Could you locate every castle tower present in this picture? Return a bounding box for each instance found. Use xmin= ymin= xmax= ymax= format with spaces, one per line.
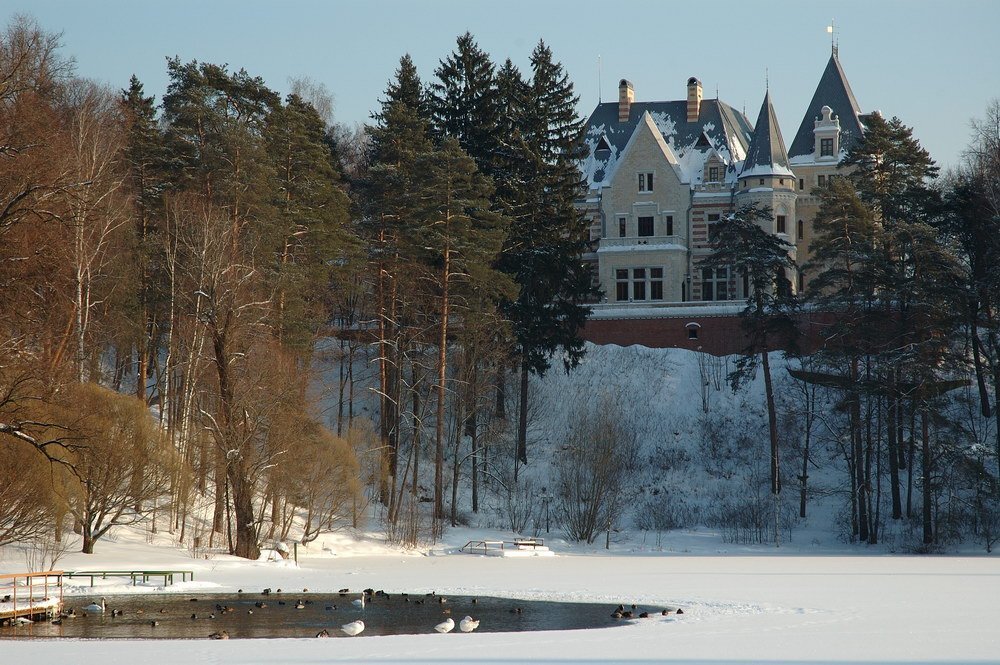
xmin=736 ymin=90 xmax=797 ymax=287
xmin=788 ymin=51 xmax=865 ymax=286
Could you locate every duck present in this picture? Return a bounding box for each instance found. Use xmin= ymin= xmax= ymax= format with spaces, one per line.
xmin=325 ymin=605 xmax=337 ymax=611
xmin=661 ymin=609 xmax=671 ymax=616
xmin=509 ymin=607 xmax=523 ymax=614
xmin=209 ymin=630 xmax=230 ymax=639
xmin=262 ymin=588 xmax=272 ymax=595
xmin=83 ymin=598 xmax=106 ymax=613
xmin=459 ymin=616 xmax=480 ymax=633
xmin=295 ymin=600 xmax=306 ymax=610
xmin=611 ymin=610 xmax=623 ymax=619
xmin=676 ymin=608 xmax=684 ymax=614
xmin=60 ymin=609 xmax=77 ymax=619
xmin=639 ymin=612 xmax=650 ymax=618
xmin=437 ymin=596 xmax=447 ymax=604
xmin=315 ymin=629 xmax=330 ymax=638
xmin=351 ymin=595 xmax=366 ymax=609
xmin=341 ymin=619 xmax=365 ymax=636
xmin=51 ymin=618 xmax=63 ymax=626
xmin=255 ymin=601 xmax=268 ymax=609
xmin=434 ymin=617 xmax=455 ymax=633
xmin=150 ymin=620 xmax=159 ymax=627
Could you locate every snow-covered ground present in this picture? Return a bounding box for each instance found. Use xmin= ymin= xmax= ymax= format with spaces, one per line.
xmin=2 ymin=525 xmax=998 ymax=664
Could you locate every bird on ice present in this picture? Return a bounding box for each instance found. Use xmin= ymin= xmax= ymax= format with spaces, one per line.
xmin=351 ymin=594 xmax=366 ymax=609
xmin=459 ymin=616 xmax=480 ymax=633
xmin=341 ymin=619 xmax=365 ymax=636
xmin=434 ymin=617 xmax=455 ymax=633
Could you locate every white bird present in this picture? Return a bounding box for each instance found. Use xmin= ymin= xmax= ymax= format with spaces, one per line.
xmin=83 ymin=598 xmax=106 ymax=613
xmin=434 ymin=617 xmax=455 ymax=633
xmin=351 ymin=594 xmax=366 ymax=609
xmin=13 ymin=616 xmax=33 ymax=625
xmin=459 ymin=615 xmax=480 ymax=633
xmin=341 ymin=619 xmax=365 ymax=636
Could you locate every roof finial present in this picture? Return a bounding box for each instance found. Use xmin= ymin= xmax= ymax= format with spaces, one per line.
xmin=598 ymin=54 xmax=602 ymax=103
xmin=827 ymin=19 xmax=838 ymax=57
xmin=765 ymin=67 xmax=769 ymax=92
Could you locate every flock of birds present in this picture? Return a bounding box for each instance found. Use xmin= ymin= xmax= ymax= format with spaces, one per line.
xmin=58 ymin=588 xmax=483 ymax=639
xmin=42 ymin=588 xmax=681 ymax=639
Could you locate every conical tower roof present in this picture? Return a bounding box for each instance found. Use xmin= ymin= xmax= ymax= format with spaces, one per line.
xmin=788 ymin=52 xmax=864 ymax=158
xmin=740 ymin=90 xmax=793 ymax=179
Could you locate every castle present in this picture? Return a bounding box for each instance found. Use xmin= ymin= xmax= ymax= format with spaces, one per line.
xmin=578 ymin=49 xmax=869 ymax=354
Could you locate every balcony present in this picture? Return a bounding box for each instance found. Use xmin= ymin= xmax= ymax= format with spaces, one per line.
xmin=597 ymin=235 xmax=686 ymax=253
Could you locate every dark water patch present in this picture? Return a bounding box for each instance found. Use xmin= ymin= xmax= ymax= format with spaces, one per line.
xmin=0 ymin=593 xmax=671 ymax=639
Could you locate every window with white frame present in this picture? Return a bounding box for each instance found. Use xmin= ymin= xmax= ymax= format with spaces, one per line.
xmin=820 ymin=137 xmax=834 ymax=157
xmin=708 ymin=166 xmax=719 ymax=182
xmin=615 ymin=267 xmax=664 ymax=301
xmin=701 ymin=266 xmax=729 ymax=301
xmin=638 ymin=172 xmax=654 ymax=192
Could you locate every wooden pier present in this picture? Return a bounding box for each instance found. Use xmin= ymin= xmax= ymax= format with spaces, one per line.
xmin=0 ymin=571 xmax=64 ymax=626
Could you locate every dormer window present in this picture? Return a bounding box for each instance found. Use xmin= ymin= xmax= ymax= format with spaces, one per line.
xmin=820 ymin=138 xmax=834 ymax=157
xmin=595 ymin=135 xmax=611 ymax=153
xmin=708 ymin=166 xmax=719 ymax=182
xmin=639 ymin=172 xmax=654 ymax=192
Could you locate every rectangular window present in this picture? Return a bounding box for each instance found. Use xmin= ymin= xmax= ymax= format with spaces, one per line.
xmin=650 ymin=267 xmax=664 ymax=300
xmin=665 ymin=215 xmax=674 ymax=236
xmin=798 ymin=178 xmax=804 ymax=190
xmin=702 ymin=267 xmax=728 ymax=301
xmin=615 ymin=269 xmax=629 ymax=301
xmin=618 ymin=216 xmax=626 ymax=238
xmin=638 ymin=216 xmax=654 ymax=237
xmin=759 ymin=178 xmax=765 ymax=185
xmin=820 ymin=138 xmax=834 ymax=157
xmin=632 ymin=268 xmax=646 ymax=300
xmin=616 ymin=266 xmax=665 ymax=302
xmin=638 ymin=172 xmax=654 ymax=192
xmin=708 ymin=166 xmax=719 ymax=182
xmin=707 ymin=213 xmax=720 ymax=223
xmin=797 ymin=219 xmax=804 ymax=240
xmin=818 ymin=174 xmax=826 ymax=186
xmin=776 ymin=215 xmax=786 ymax=234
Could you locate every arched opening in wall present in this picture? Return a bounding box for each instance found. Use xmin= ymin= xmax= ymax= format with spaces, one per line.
xmin=686 ymin=322 xmax=701 ymax=340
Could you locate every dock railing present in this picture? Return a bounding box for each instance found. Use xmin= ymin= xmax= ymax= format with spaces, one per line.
xmin=0 ymin=571 xmax=64 ymax=624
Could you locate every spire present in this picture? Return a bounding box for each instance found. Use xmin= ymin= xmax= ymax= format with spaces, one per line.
xmin=788 ymin=52 xmax=864 ymax=158
xmin=740 ymin=90 xmax=792 ymax=179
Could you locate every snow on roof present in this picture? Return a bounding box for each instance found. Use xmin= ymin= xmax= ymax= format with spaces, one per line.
xmin=579 ymin=99 xmax=752 ymax=189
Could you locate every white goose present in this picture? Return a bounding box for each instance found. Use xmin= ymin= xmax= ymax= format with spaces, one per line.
xmin=434 ymin=617 xmax=455 ymax=633
xmin=459 ymin=615 xmax=480 ymax=633
xmin=83 ymin=598 xmax=106 ymax=613
xmin=341 ymin=619 xmax=365 ymax=636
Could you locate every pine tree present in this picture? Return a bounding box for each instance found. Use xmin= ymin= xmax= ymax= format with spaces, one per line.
xmin=498 ymin=41 xmax=596 ymax=468
xmin=700 ymin=203 xmax=797 ymax=544
xmin=407 ymin=138 xmax=513 ymax=519
xmin=363 ymin=55 xmax=434 ymax=510
xmin=268 ymin=93 xmax=352 ymax=351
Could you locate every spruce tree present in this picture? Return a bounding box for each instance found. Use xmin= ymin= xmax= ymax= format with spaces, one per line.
xmin=120 ymin=75 xmax=167 ymax=403
xmin=429 ymin=32 xmax=499 ymax=177
xmin=498 ymin=41 xmax=596 ymax=467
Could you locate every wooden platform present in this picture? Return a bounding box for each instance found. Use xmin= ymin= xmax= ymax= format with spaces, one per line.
xmin=0 ymin=571 xmax=63 ymax=626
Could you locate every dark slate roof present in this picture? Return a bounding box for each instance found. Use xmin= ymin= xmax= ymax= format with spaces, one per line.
xmin=788 ymin=53 xmax=864 ymax=159
xmin=740 ymin=91 xmax=792 ymax=178
xmin=580 ymin=98 xmax=753 ymax=187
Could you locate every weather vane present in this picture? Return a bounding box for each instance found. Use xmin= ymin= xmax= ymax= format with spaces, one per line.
xmin=827 ymin=20 xmax=839 ymax=57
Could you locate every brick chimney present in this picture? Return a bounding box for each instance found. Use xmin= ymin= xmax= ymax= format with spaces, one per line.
xmin=686 ymin=77 xmax=702 ymax=122
xmin=618 ymin=79 xmax=634 ymax=123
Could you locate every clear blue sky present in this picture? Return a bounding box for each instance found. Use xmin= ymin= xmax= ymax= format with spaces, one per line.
xmin=9 ymin=0 xmax=999 ymax=169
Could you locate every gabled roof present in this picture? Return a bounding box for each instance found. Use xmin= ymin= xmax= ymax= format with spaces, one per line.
xmin=740 ymin=91 xmax=793 ymax=179
xmin=788 ymin=53 xmax=865 ymax=159
xmin=579 ymin=98 xmax=753 ymax=187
